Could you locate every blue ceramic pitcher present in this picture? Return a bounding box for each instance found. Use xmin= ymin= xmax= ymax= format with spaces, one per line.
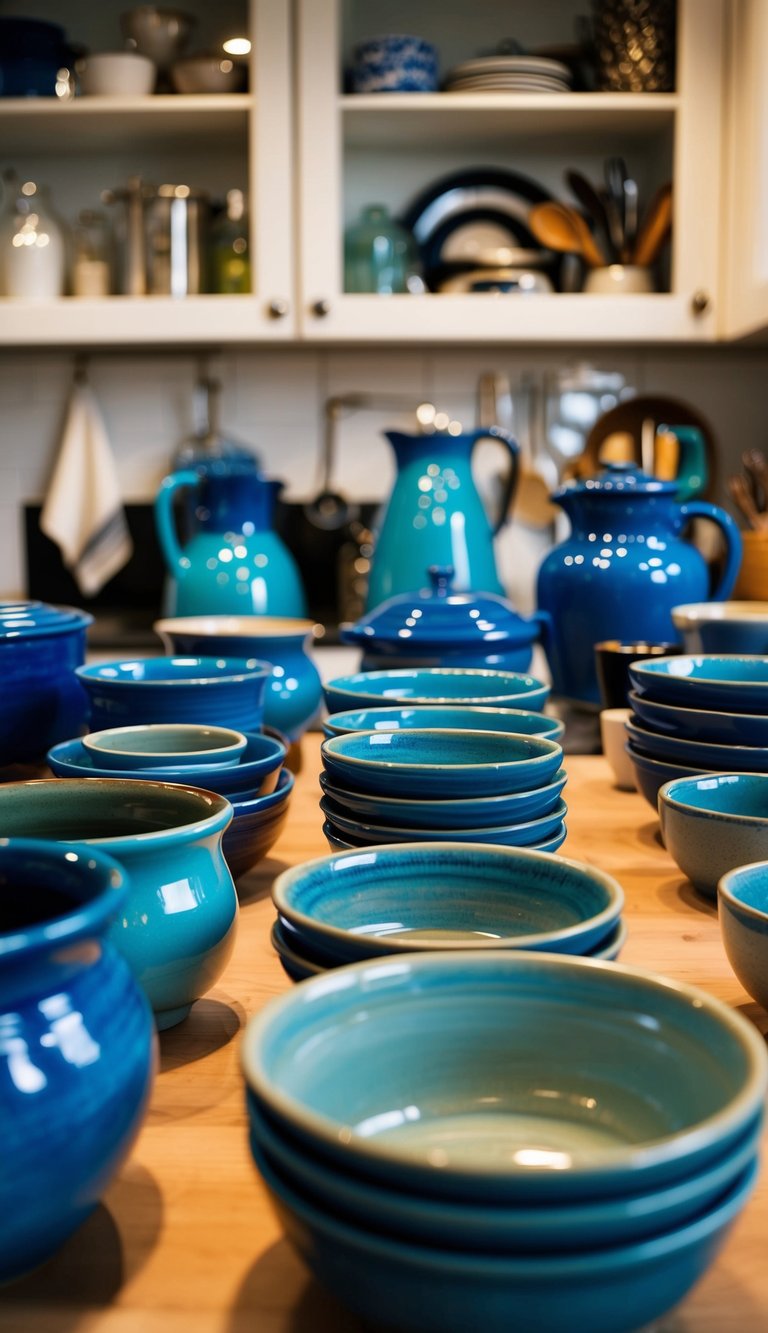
xmin=365 ymin=427 xmax=519 ymax=611
xmin=536 ymin=462 xmax=742 ymax=706
xmin=155 ymin=459 xmax=307 ymax=618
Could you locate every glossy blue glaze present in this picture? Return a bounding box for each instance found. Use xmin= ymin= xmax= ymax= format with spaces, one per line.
xmin=241 ymin=951 xmax=767 ymax=1204
xmin=629 ymin=653 xmax=768 ymax=712
xmin=324 ymin=666 xmax=549 ymax=714
xmin=719 ymin=862 xmax=768 ymax=1011
xmin=321 ymin=728 xmax=563 ymax=798
xmin=536 ymin=464 xmax=742 ymax=706
xmin=628 ymin=689 xmax=768 ymax=746
xmin=625 ymin=743 xmax=701 ymax=810
xmin=82 ymin=723 xmax=247 ymax=771
xmin=76 ymin=656 xmax=271 ymax=733
xmin=0 ymin=839 xmax=155 ymax=1282
xmin=224 ymin=769 xmax=294 ymax=880
xmin=0 ymin=780 xmax=239 ymax=1030
xmin=0 ymin=600 xmax=92 ymax=764
xmin=672 ymin=602 xmax=768 ymax=655
xmin=154 ymin=463 xmax=307 ymax=618
xmin=47 ymin=730 xmax=285 ymax=797
xmin=323 ymin=818 xmax=567 ymax=855
xmin=272 ymin=842 xmax=621 ymax=964
xmin=659 ymin=774 xmax=768 ymax=901
xmin=318 ymin=794 xmax=568 ymax=849
xmin=626 ymin=715 xmax=768 ymax=772
xmin=252 ymin=1142 xmax=757 ymax=1333
xmin=153 ymin=616 xmax=323 ymax=740
xmin=323 ymin=703 xmax=564 ymax=743
xmin=365 ymin=428 xmax=519 ymax=610
xmin=318 ymin=768 xmax=567 ymax=829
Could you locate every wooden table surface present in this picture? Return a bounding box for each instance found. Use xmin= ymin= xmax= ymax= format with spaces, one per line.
xmin=2 ymin=737 xmax=767 ymax=1332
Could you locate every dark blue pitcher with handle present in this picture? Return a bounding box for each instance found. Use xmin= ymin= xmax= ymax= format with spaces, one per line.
xmin=536 ymin=462 xmax=742 ymax=706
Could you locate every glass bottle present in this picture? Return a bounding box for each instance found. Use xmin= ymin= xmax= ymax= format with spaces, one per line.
xmin=71 ymin=209 xmax=112 ymax=297
xmin=209 ymin=188 xmax=251 ymax=294
xmin=0 ymin=175 xmax=66 ymax=300
xmin=343 ymin=203 xmax=423 ymax=294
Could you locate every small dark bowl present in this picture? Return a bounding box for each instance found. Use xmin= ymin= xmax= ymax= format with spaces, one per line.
xmin=594 ymin=641 xmax=683 ymax=710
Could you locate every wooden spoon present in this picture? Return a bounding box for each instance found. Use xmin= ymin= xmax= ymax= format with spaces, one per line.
xmin=728 ymin=474 xmax=767 ymax=531
xmin=633 ymin=183 xmax=673 ymax=267
xmin=653 ymin=429 xmax=680 ymax=481
xmin=528 ymin=202 xmax=606 ymax=267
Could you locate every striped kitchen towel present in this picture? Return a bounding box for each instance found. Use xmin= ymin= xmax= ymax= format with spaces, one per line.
xmin=40 ymin=378 xmax=133 ymax=596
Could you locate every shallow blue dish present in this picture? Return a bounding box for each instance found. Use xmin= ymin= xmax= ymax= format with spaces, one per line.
xmin=628 ymin=654 xmax=768 ymax=713
xmin=322 ymin=818 xmax=567 ymax=855
xmin=320 ymin=729 xmax=563 ymax=799
xmin=625 ymin=715 xmax=768 ymax=772
xmin=625 ymin=743 xmax=703 ymax=810
xmin=323 ymin=667 xmax=550 ymax=715
xmin=46 ymin=731 xmax=286 ymax=797
xmin=659 ymin=773 xmax=768 ymax=900
xmin=318 ymin=768 xmax=567 ymax=829
xmin=628 ymin=688 xmax=768 ymax=747
xmin=719 ymin=861 xmax=768 ymax=1011
xmin=76 ymin=656 xmax=272 ymax=732
xmin=319 ymin=794 xmax=568 ymax=847
xmin=323 ymin=704 xmax=564 ymax=744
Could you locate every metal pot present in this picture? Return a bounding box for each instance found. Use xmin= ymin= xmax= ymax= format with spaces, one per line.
xmin=102 ymin=178 xmax=209 ymax=296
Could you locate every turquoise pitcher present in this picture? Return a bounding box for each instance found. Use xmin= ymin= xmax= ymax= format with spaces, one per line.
xmin=365 ymin=427 xmax=519 ymax=611
xmin=155 ymin=459 xmax=307 ymax=618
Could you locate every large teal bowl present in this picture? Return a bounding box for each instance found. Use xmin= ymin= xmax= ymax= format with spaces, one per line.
xmin=318 ymin=768 xmax=568 ymax=829
xmin=76 ymin=656 xmax=272 ymax=732
xmin=0 ymin=778 xmax=238 ymax=1030
xmin=242 ymin=951 xmax=767 ymax=1202
xmin=719 ymin=860 xmax=768 ymax=1010
xmin=272 ymin=843 xmax=622 ymax=964
xmin=252 ymin=1139 xmax=758 ymax=1333
xmin=323 ymin=667 xmax=550 ymax=715
xmin=323 ymin=704 xmax=564 ymax=744
xmin=321 ymin=729 xmax=563 ymax=798
xmin=658 ymin=773 xmax=768 ymax=900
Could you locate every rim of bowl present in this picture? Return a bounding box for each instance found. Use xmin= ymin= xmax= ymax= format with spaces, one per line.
xmin=82 ymin=721 xmax=247 ymax=761
xmin=629 ymin=655 xmax=768 ymax=686
xmin=627 ymin=689 xmax=767 ymax=726
xmin=154 ymin=615 xmax=321 ymax=640
xmin=271 ymin=842 xmax=622 ymax=954
xmin=324 ymin=705 xmax=564 ymax=740
xmin=46 ymin=731 xmax=285 ymax=783
xmin=626 ymin=718 xmax=762 ymax=759
xmin=326 ymin=665 xmax=547 ymax=695
xmin=230 ymin=767 xmax=295 ymax=813
xmin=317 ymin=766 xmax=568 ymax=812
xmin=719 ymin=860 xmax=768 ymax=922
xmin=0 ymin=777 xmax=233 ymax=846
xmin=0 ymin=838 xmax=126 ymax=959
xmin=241 ymin=950 xmax=768 ymax=1185
xmin=672 ymin=602 xmax=768 ymax=625
xmin=317 ymin=796 xmax=568 ymax=842
xmin=76 ymin=656 xmax=272 ymax=686
xmin=321 ymin=728 xmax=562 ymax=775
xmin=659 ymin=774 xmax=768 ymax=826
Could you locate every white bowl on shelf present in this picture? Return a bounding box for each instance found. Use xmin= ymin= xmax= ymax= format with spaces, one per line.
xmin=77 ymin=51 xmax=156 ymax=97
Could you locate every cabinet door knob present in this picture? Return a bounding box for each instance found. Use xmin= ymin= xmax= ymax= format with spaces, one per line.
xmin=312 ymin=298 xmax=331 ymax=318
xmin=691 ymin=290 xmax=711 ymax=316
xmin=268 ymin=298 xmax=289 ymax=319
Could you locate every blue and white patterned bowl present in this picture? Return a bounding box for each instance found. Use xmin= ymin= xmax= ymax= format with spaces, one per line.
xmin=351 ymin=33 xmax=439 ymax=94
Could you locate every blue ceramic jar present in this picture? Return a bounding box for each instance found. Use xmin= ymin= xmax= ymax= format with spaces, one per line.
xmin=0 ymin=600 xmax=92 ymax=765
xmin=0 ymin=839 xmax=155 ymax=1283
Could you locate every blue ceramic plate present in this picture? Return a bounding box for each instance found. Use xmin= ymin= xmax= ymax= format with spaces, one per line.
xmin=318 ymin=794 xmax=568 ymax=847
xmin=318 ymin=768 xmax=567 ymax=828
xmin=323 ymin=704 xmax=564 ymax=743
xmin=46 ymin=731 xmax=286 ymax=797
xmin=628 ymin=655 xmax=768 ymax=712
xmin=323 ymin=667 xmax=550 ymax=715
xmin=323 ymin=817 xmax=568 ymax=855
xmin=625 ymin=715 xmax=768 ymax=772
xmin=628 ymin=689 xmax=768 ymax=746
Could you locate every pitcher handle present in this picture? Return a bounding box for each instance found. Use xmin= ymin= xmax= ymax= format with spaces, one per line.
xmin=680 ymin=500 xmax=743 ymax=601
xmin=661 ymin=424 xmax=708 ymax=502
xmin=468 ymin=427 xmax=520 ymax=535
xmin=154 ymin=469 xmax=200 ymax=580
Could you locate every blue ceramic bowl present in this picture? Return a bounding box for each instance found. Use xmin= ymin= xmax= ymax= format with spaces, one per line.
xmin=250 ymin=1139 xmax=758 ymax=1333
xmin=47 ymin=730 xmax=285 ymax=797
xmin=318 ymin=768 xmax=568 ymax=829
xmin=672 ymin=602 xmax=768 ymax=655
xmin=628 ymin=688 xmax=768 ymax=747
xmin=323 ymin=667 xmax=550 ymax=715
xmin=718 ymin=861 xmax=768 ymax=1010
xmin=323 ymin=704 xmax=564 ymax=744
xmin=658 ymin=773 xmax=768 ymax=900
xmin=153 ymin=616 xmax=323 ymax=741
xmin=241 ymin=951 xmax=768 ymax=1203
xmin=0 ymin=778 xmax=238 ymax=1030
xmin=0 ymin=600 xmax=92 ymax=765
xmin=273 ymin=843 xmax=621 ymax=965
xmin=626 ymin=715 xmax=768 ymax=773
xmin=320 ymin=729 xmax=563 ymax=799
xmin=318 ymin=795 xmax=568 ymax=849
xmin=224 ymin=768 xmax=294 ymax=880
xmin=248 ymin=1080 xmax=757 ymax=1254
xmin=350 ymin=33 xmax=439 ymax=93
xmin=0 ymin=838 xmax=155 ymax=1282
xmin=76 ymin=656 xmax=272 ymax=732
xmin=625 ymin=743 xmax=701 ymax=810
xmin=82 ymin=722 xmax=248 ymax=771
xmin=322 ymin=819 xmax=567 ymax=855
xmin=628 ymin=654 xmax=768 ymax=713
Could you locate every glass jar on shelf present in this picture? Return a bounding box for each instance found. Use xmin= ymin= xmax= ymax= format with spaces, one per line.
xmin=209 ymin=188 xmax=251 ymax=294
xmin=0 ymin=174 xmax=66 ymax=300
xmin=343 ymin=203 xmax=424 ymax=294
xmin=71 ymin=209 xmax=112 ymax=297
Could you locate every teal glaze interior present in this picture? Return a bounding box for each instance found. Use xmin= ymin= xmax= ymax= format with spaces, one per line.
xmin=248 ymin=957 xmax=755 ymax=1175
xmin=324 ymin=729 xmax=559 ymax=769
xmin=276 ymin=845 xmax=617 ymax=946
xmin=722 ymin=864 xmax=768 ymax=913
xmin=0 ymin=779 xmax=225 ymax=841
xmin=78 ymin=655 xmax=268 ymax=684
xmin=326 ymin=668 xmax=549 ymax=704
xmin=633 ymin=655 xmax=768 ymax=684
xmin=326 ymin=706 xmax=564 ymax=742
xmin=666 ymin=774 xmax=768 ymax=819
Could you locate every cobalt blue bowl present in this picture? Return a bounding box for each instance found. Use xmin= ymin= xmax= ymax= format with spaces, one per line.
xmin=76 ymin=656 xmax=272 ymax=733
xmin=47 ymin=730 xmax=286 ymax=798
xmin=659 ymin=773 xmax=768 ymax=900
xmin=719 ymin=861 xmax=768 ymax=1011
xmin=672 ymin=602 xmax=768 ymax=655
xmin=320 ymin=729 xmax=563 ymax=799
xmin=322 ymin=819 xmax=568 ymax=855
xmin=318 ymin=768 xmax=568 ymax=829
xmin=318 ymin=795 xmax=568 ymax=849
xmin=628 ymin=689 xmax=768 ymax=747
xmin=224 ymin=769 xmax=294 ymax=880
xmin=628 ymin=655 xmax=768 ymax=713
xmin=323 ymin=668 xmax=550 ymax=716
xmin=323 ymin=704 xmax=564 ymax=744
xmin=241 ymin=951 xmax=767 ymax=1204
xmin=0 ymin=600 xmax=92 ymax=765
xmin=0 ymin=838 xmax=155 ymax=1282
xmin=625 ymin=715 xmax=768 ymax=772
xmin=272 ymin=842 xmax=621 ymax=965
xmin=625 ymin=743 xmax=702 ymax=810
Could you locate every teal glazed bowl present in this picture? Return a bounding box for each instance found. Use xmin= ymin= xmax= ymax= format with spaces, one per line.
xmin=658 ymin=773 xmax=768 ymax=900
xmin=628 ymin=654 xmax=768 ymax=712
xmin=82 ymin=722 xmax=248 ymax=771
xmin=322 ymin=819 xmax=567 ymax=855
xmin=225 ymin=768 xmax=294 ymax=880
xmin=320 ymin=729 xmax=563 ymax=798
xmin=0 ymin=778 xmax=239 ymax=1030
xmin=323 ymin=704 xmax=564 ymax=744
xmin=318 ymin=795 xmax=568 ymax=848
xmin=76 ymin=656 xmax=272 ymax=732
xmin=0 ymin=838 xmax=156 ymax=1282
xmin=272 ymin=843 xmax=622 ymax=964
xmin=323 ymin=667 xmax=550 ymax=715
xmin=242 ymin=951 xmax=768 ymax=1202
xmin=719 ymin=861 xmax=768 ymax=1010
xmin=318 ymin=768 xmax=568 ymax=829
xmin=47 ymin=730 xmax=285 ymax=798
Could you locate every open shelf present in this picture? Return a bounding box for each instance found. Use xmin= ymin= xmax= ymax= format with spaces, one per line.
xmin=0 ymin=96 xmax=252 ymax=154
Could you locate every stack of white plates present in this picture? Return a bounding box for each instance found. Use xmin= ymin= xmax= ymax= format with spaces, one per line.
xmin=443 ymin=55 xmax=572 ymax=93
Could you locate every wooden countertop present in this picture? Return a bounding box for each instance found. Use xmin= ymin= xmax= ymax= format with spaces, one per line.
xmin=2 ymin=739 xmax=767 ymax=1332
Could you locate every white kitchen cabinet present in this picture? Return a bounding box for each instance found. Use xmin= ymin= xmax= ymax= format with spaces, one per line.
xmin=297 ymin=0 xmax=724 ymax=343
xmin=0 ymin=0 xmax=295 ymax=344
